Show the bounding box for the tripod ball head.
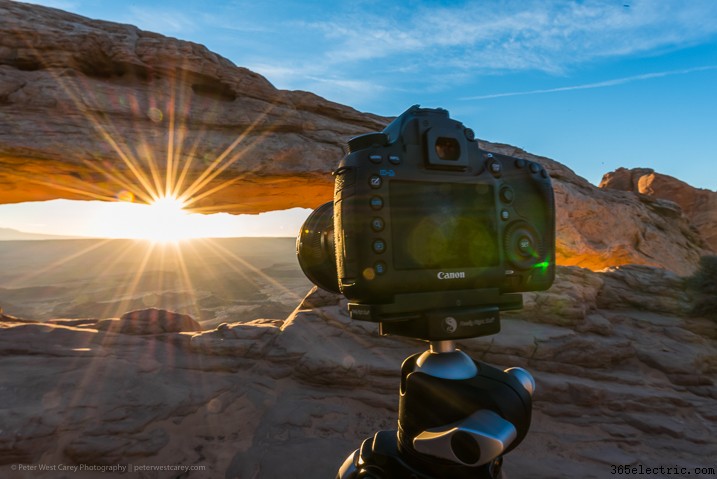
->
[397,351,533,474]
[337,351,535,479]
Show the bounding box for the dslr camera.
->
[297,106,554,341]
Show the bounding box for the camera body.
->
[298,105,555,341]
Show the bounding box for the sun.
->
[140,195,193,243]
[150,195,187,216]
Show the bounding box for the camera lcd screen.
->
[389,181,499,270]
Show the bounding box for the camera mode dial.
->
[347,133,389,153]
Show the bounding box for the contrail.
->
[462,65,717,101]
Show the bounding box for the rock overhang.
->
[0,1,386,213]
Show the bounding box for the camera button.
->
[369,175,382,188]
[529,162,541,173]
[371,217,385,232]
[362,267,376,281]
[515,159,526,168]
[389,155,401,165]
[489,160,502,177]
[374,261,387,275]
[501,209,510,221]
[369,154,383,164]
[518,236,534,255]
[500,187,514,203]
[369,196,384,210]
[372,239,386,254]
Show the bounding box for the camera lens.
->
[435,137,461,161]
[296,202,341,293]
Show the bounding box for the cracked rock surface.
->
[0,266,714,478]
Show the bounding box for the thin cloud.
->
[307,1,717,74]
[279,0,717,104]
[163,0,717,109]
[461,66,717,100]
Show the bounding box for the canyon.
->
[0,2,715,478]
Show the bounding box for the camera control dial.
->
[504,222,542,270]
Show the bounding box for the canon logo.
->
[437,271,466,280]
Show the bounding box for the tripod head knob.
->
[410,367,535,467]
[412,409,517,466]
[505,367,535,397]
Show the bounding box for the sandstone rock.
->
[65,428,170,465]
[46,318,99,327]
[0,2,713,275]
[0,322,107,356]
[601,167,717,252]
[518,266,604,326]
[0,266,715,478]
[509,263,697,327]
[189,319,280,358]
[95,308,201,334]
[575,312,614,336]
[596,264,693,315]
[0,311,37,323]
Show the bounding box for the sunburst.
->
[1,31,292,289]
[4,26,286,239]
[4,27,320,335]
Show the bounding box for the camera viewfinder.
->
[435,137,461,161]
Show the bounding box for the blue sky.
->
[3,0,717,238]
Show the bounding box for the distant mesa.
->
[0,1,714,274]
[0,307,203,334]
[0,227,89,241]
[95,308,202,334]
